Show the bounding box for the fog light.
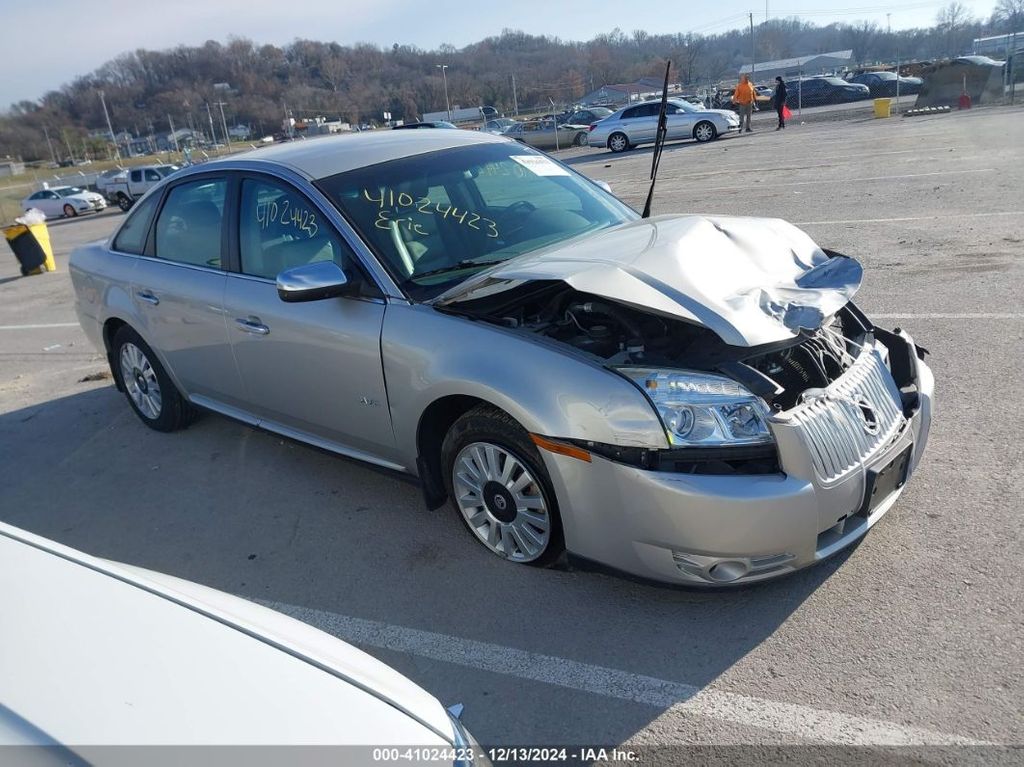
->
[707,561,749,583]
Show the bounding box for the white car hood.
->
[0,524,453,746]
[436,214,862,347]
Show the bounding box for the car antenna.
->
[641,60,671,219]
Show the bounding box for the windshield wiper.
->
[413,259,507,280]
[641,60,671,219]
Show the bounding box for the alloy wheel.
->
[120,342,162,420]
[694,122,716,142]
[452,441,551,562]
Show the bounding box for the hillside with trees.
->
[1,0,1019,162]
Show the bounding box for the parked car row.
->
[846,70,924,97]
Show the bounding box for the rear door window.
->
[154,178,227,268]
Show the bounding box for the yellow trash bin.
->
[874,98,892,118]
[3,220,56,275]
[29,223,56,272]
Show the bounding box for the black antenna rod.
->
[641,60,671,219]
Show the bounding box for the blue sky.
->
[2,0,999,105]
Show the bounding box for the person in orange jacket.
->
[734,74,756,133]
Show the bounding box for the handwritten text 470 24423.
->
[363,188,499,238]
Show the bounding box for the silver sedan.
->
[588,98,740,152]
[69,130,933,586]
[503,119,589,149]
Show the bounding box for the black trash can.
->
[4,224,48,276]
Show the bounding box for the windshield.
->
[671,99,703,113]
[56,187,84,197]
[319,142,637,300]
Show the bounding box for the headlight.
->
[618,368,774,447]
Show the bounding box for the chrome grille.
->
[784,347,905,482]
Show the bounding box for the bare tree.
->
[936,2,974,57]
[992,0,1024,33]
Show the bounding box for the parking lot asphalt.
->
[1,106,1022,754]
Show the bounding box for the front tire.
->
[112,326,193,432]
[693,121,717,143]
[117,193,132,212]
[607,132,630,153]
[63,203,77,218]
[442,406,564,566]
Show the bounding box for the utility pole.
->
[511,72,519,116]
[215,101,231,148]
[61,129,75,163]
[98,90,120,161]
[42,126,57,166]
[168,115,179,152]
[766,0,768,23]
[205,102,217,145]
[887,13,891,34]
[750,13,756,81]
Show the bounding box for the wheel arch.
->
[416,394,494,509]
[101,316,182,397]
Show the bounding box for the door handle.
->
[235,317,270,336]
[135,290,159,306]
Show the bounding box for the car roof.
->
[208,130,505,180]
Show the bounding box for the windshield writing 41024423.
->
[362,188,499,238]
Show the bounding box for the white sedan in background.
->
[0,522,487,761]
[588,98,739,152]
[21,185,107,218]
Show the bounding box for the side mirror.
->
[277,261,357,303]
[595,180,612,194]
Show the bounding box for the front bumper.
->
[542,329,934,586]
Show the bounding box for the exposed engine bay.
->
[445,280,873,412]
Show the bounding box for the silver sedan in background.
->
[69,130,932,586]
[504,118,589,149]
[588,98,740,152]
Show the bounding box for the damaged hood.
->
[433,214,862,347]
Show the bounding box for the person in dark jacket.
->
[774,76,788,130]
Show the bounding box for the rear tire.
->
[441,405,565,567]
[112,325,193,432]
[608,132,629,153]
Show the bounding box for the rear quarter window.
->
[112,193,161,254]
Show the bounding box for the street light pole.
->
[437,64,451,120]
[750,13,756,81]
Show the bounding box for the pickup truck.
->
[98,164,179,210]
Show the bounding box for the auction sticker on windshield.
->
[511,155,569,176]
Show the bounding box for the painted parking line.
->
[694,167,996,194]
[871,313,1024,319]
[263,600,987,746]
[0,322,80,331]
[794,211,1024,225]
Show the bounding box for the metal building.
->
[739,50,854,83]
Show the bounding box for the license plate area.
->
[858,443,913,516]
